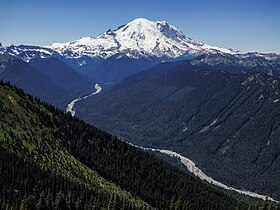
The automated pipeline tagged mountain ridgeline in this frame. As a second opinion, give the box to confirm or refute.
[0,54,95,109]
[2,18,280,84]
[0,80,265,209]
[76,60,280,201]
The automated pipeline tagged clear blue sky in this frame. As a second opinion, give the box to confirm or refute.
[0,0,279,53]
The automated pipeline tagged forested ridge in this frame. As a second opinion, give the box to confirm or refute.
[0,80,278,210]
[0,81,151,210]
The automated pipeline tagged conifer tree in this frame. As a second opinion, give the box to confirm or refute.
[20,195,36,210]
[37,192,47,210]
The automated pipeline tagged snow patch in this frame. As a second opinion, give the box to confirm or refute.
[182,127,188,132]
[199,119,217,133]
[79,60,87,66]
[242,75,255,85]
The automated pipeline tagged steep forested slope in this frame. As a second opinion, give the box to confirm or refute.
[0,81,151,210]
[0,81,260,209]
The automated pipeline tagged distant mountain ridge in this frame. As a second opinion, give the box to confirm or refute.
[2,18,279,59]
[1,18,280,82]
[0,54,95,108]
[3,18,279,61]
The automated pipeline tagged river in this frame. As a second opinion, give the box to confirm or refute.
[66,83,102,117]
[130,144,278,202]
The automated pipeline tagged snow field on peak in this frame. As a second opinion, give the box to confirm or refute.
[45,18,237,59]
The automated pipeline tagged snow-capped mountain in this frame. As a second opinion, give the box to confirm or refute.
[46,18,237,59]
[2,18,279,62]
[2,45,57,62]
[1,18,280,83]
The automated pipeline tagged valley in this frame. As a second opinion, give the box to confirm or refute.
[76,60,280,200]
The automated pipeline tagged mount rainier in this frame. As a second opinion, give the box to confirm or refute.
[46,18,236,59]
[1,18,280,82]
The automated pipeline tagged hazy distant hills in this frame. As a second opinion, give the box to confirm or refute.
[0,54,96,108]
[0,54,67,107]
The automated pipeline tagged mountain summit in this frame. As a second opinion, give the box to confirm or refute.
[2,18,279,83]
[46,18,236,59]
